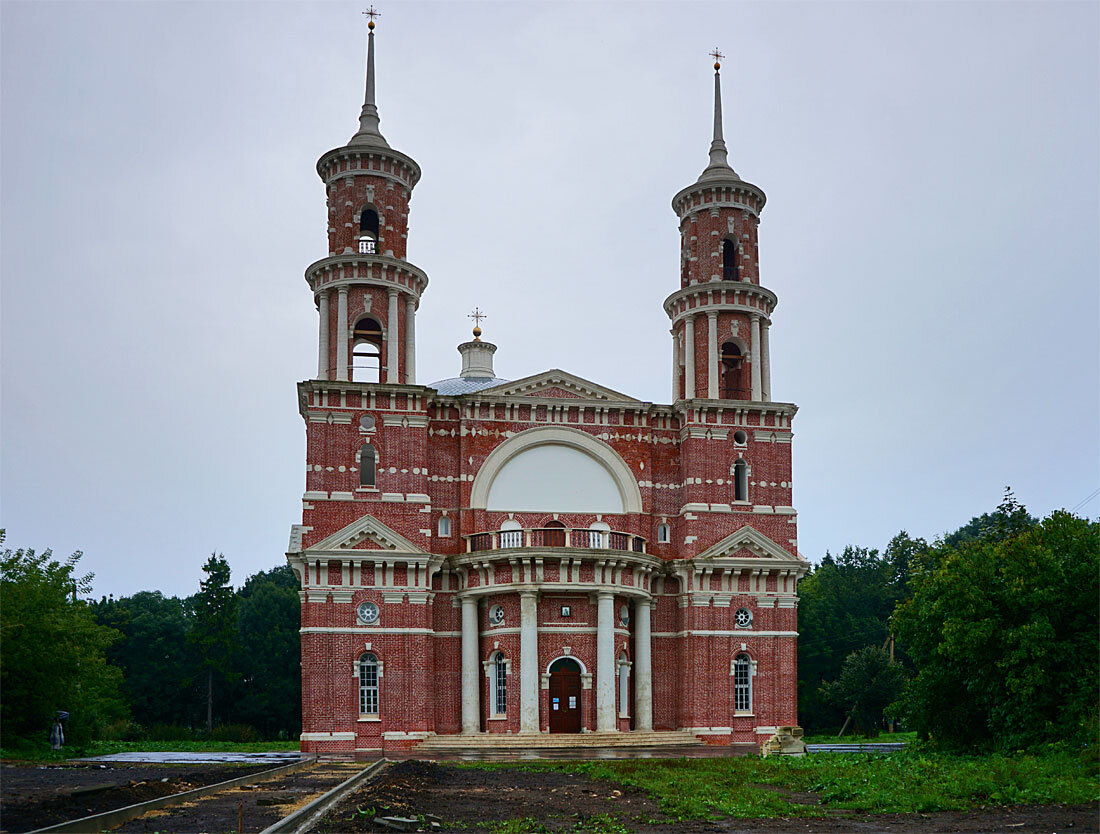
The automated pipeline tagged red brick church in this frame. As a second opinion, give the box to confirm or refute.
[287,23,808,756]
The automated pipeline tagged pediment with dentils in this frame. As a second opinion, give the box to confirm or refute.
[481,370,641,403]
[697,525,808,563]
[303,514,427,555]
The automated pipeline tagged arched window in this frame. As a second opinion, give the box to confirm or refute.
[438,516,451,537]
[721,342,746,400]
[352,317,383,383]
[656,523,670,544]
[358,207,380,254]
[543,519,566,548]
[499,519,522,549]
[618,652,631,718]
[586,520,610,549]
[733,653,752,712]
[360,444,377,488]
[722,239,739,281]
[490,651,508,716]
[733,459,748,502]
[358,652,379,716]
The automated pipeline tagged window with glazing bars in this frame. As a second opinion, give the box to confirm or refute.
[733,654,752,711]
[359,653,379,715]
[494,653,507,715]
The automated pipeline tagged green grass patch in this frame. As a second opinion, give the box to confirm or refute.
[800,731,918,744]
[456,749,1098,819]
[0,738,300,762]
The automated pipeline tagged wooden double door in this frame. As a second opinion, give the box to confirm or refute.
[548,657,582,733]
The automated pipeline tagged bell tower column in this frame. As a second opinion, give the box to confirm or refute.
[317,289,330,380]
[761,319,771,401]
[750,314,762,400]
[336,287,349,382]
[683,315,696,399]
[405,297,416,384]
[386,289,399,383]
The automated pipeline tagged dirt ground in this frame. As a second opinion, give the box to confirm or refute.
[0,760,271,833]
[315,760,1100,834]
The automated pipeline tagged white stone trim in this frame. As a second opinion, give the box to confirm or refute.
[300,731,356,741]
[651,630,798,638]
[469,426,643,513]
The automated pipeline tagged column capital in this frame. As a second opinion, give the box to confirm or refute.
[387,287,398,298]
[706,309,718,319]
[519,589,539,600]
[337,285,348,295]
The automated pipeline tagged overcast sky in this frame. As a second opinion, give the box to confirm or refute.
[2,1,1097,599]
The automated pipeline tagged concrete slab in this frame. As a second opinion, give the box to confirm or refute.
[74,751,308,764]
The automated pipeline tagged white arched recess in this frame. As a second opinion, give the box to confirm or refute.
[470,426,643,514]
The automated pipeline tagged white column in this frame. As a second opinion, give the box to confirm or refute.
[707,311,719,399]
[519,591,539,733]
[750,314,762,401]
[634,598,653,731]
[386,290,399,384]
[335,287,349,382]
[761,319,771,402]
[671,329,680,401]
[404,297,416,385]
[460,597,480,734]
[683,316,696,400]
[596,591,616,732]
[317,289,330,380]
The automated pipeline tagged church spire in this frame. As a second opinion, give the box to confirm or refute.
[350,10,390,148]
[698,50,739,182]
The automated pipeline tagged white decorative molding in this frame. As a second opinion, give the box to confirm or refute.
[469,426,643,513]
[696,525,807,563]
[304,514,428,555]
[479,369,641,402]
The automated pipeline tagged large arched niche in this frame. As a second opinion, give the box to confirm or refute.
[471,426,642,514]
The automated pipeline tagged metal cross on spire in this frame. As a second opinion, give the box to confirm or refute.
[362,6,381,23]
[468,308,487,328]
[709,48,724,67]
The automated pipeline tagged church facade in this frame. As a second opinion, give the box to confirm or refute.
[287,25,808,756]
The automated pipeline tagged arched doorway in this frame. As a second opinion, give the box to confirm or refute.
[548,657,582,733]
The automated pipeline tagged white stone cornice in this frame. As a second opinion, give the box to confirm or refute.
[305,253,428,299]
[663,282,777,325]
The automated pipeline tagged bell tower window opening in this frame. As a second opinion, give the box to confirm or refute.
[352,316,383,382]
[722,238,739,281]
[733,458,748,502]
[359,444,377,488]
[358,207,380,254]
[721,342,747,400]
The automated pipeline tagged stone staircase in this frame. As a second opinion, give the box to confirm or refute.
[414,730,704,754]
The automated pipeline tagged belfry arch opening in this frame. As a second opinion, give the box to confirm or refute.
[358,207,380,254]
[722,239,739,281]
[352,316,383,382]
[721,342,748,400]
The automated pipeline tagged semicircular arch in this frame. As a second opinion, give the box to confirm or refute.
[469,426,642,514]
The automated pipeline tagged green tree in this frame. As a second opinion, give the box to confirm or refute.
[232,565,301,738]
[188,553,238,732]
[942,488,1037,549]
[92,592,193,727]
[796,546,898,732]
[891,507,1099,751]
[820,645,906,737]
[0,532,125,745]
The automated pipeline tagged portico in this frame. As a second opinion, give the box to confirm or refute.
[453,549,657,736]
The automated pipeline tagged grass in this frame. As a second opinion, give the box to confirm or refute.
[457,748,1099,820]
[0,738,300,762]
[800,730,918,744]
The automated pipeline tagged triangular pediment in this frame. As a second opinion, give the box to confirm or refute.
[697,525,806,563]
[304,514,427,555]
[481,370,641,403]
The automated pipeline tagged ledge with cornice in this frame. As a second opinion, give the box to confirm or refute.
[672,177,767,220]
[305,252,428,300]
[316,144,421,190]
[663,281,778,325]
[451,548,664,601]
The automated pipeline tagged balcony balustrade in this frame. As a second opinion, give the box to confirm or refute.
[466,527,646,554]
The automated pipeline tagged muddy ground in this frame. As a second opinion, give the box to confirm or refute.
[316,760,1100,834]
[0,760,270,833]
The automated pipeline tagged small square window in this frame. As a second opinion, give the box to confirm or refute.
[560,606,571,617]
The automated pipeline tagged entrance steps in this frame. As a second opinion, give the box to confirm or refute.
[414,730,704,753]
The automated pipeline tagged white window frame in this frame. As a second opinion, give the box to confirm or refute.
[489,651,508,717]
[358,653,380,717]
[438,516,452,537]
[499,519,522,549]
[656,523,670,544]
[733,653,752,713]
[617,654,631,718]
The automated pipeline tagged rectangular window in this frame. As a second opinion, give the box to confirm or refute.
[494,660,507,715]
[359,658,379,715]
[734,660,752,711]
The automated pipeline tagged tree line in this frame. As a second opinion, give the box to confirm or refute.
[2,490,1096,753]
[0,542,300,748]
[797,490,1099,752]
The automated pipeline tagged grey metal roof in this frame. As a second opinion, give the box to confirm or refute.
[428,376,511,396]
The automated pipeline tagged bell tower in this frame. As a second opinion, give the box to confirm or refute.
[666,53,775,402]
[308,14,428,385]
